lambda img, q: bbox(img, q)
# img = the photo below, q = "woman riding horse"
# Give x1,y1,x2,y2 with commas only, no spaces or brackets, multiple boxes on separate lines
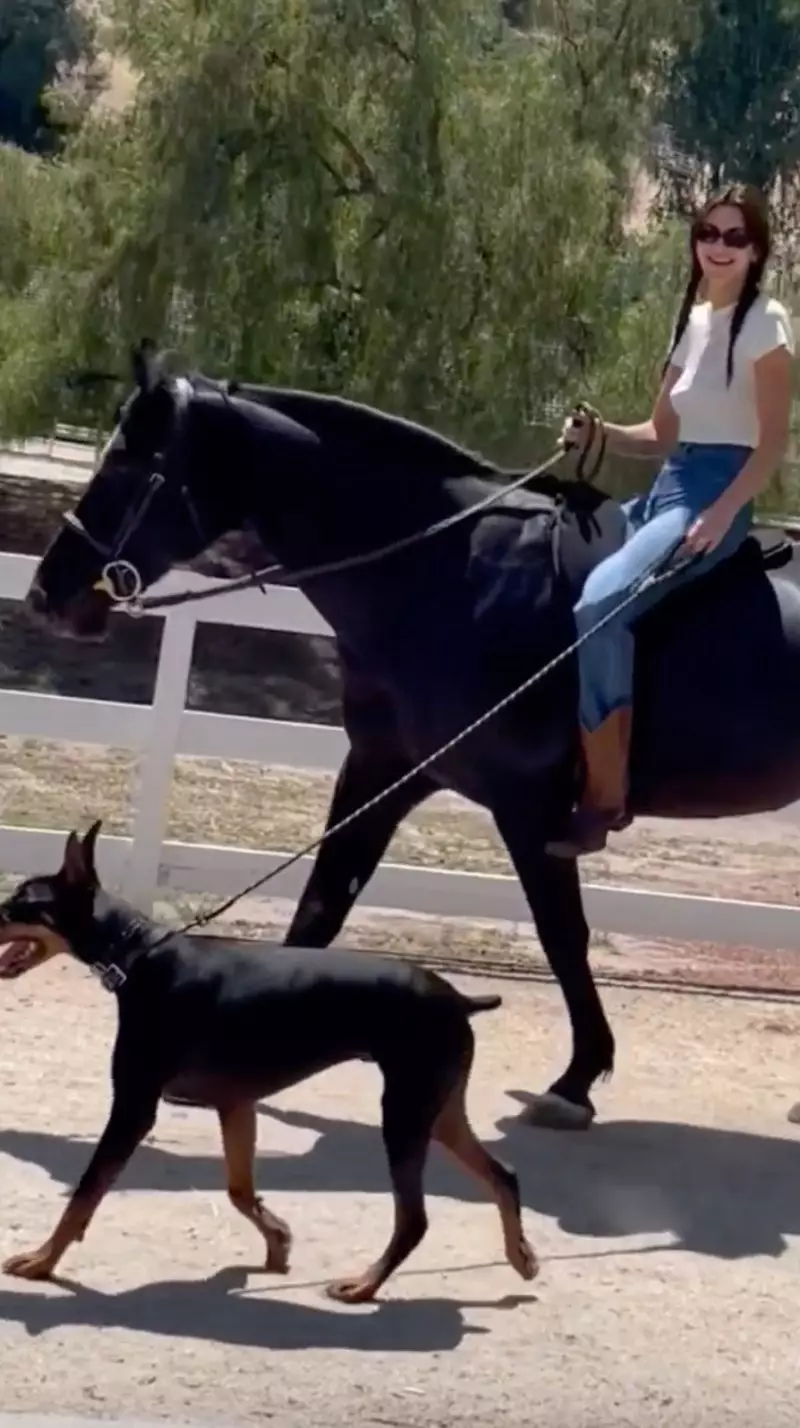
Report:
548,182,796,859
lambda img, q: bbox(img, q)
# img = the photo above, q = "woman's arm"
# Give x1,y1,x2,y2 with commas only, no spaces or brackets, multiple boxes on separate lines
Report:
683,344,793,554
565,365,682,458
602,365,682,457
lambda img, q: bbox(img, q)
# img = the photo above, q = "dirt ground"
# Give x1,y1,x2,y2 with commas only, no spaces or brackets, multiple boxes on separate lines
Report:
0,962,799,1428
3,457,800,1427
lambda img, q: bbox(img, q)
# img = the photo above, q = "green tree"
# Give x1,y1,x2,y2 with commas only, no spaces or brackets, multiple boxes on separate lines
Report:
0,0,685,473
657,0,800,207
0,0,100,153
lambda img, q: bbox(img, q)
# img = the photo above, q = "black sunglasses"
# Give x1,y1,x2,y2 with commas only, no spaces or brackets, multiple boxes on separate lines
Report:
694,222,751,250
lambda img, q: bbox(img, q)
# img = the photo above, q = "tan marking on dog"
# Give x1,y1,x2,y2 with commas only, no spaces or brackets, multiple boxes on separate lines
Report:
0,925,74,978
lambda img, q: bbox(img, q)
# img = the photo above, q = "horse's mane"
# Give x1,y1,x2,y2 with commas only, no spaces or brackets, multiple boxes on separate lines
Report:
189,372,593,513
191,373,505,480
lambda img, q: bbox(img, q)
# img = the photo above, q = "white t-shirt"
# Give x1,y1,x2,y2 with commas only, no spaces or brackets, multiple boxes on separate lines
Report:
669,293,795,447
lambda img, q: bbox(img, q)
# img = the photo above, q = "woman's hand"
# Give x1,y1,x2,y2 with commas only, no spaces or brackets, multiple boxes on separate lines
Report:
559,408,596,454
681,499,737,556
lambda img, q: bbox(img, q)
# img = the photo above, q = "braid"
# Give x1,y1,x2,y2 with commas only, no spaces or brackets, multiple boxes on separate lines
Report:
663,264,702,376
726,261,763,385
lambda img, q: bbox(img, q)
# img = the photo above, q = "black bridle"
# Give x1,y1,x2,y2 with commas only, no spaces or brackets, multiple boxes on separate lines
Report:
63,376,209,610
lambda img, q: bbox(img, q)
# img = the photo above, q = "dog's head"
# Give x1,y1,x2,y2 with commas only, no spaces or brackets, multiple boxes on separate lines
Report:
0,821,103,980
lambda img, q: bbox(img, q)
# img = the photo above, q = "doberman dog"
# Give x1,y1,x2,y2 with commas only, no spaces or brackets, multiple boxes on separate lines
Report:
0,821,537,1303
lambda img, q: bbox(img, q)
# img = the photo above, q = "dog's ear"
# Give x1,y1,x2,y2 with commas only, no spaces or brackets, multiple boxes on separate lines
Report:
62,830,86,886
61,825,100,888
81,820,103,882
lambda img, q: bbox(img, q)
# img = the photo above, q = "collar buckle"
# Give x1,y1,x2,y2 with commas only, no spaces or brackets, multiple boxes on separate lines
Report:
91,961,127,993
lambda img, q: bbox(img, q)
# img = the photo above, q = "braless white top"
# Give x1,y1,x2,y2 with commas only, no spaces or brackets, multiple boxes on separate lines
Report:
669,293,795,447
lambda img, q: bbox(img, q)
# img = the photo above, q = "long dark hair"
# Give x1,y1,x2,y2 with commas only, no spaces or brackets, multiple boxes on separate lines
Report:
666,182,772,385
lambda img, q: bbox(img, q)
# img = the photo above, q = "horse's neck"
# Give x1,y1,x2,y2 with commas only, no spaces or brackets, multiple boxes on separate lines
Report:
232,394,494,571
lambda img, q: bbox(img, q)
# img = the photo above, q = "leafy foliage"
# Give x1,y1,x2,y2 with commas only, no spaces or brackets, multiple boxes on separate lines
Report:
0,0,796,503
0,0,100,152
657,0,800,204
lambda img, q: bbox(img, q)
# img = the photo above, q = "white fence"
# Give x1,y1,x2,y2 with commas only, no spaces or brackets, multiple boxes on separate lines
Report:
1,549,800,953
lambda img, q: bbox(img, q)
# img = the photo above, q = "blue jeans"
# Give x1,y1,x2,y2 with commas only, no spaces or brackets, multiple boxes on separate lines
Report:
574,443,754,731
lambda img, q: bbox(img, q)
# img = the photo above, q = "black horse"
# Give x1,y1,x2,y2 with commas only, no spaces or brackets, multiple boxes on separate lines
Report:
25,348,800,1129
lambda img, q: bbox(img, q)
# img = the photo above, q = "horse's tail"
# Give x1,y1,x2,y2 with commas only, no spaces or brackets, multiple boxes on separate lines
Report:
462,993,503,1017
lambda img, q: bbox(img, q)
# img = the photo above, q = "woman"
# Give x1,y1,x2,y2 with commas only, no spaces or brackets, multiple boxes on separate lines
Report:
547,182,795,859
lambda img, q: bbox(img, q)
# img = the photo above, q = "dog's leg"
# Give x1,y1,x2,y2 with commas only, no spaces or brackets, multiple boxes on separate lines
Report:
3,1090,159,1281
433,1076,538,1283
218,1102,292,1274
325,1076,437,1305
284,748,435,948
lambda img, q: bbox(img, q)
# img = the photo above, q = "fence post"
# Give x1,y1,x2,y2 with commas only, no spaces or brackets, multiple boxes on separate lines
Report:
122,607,197,910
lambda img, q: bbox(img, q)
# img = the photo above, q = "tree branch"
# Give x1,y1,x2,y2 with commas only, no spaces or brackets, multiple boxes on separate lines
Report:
264,46,382,196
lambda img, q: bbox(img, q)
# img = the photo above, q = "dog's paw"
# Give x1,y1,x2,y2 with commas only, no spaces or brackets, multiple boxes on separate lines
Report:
265,1236,291,1276
4,1247,57,1281
324,1275,379,1305
509,1233,539,1282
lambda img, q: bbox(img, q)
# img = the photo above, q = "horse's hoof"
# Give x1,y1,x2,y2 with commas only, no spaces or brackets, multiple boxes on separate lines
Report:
518,1092,594,1131
787,1101,800,1125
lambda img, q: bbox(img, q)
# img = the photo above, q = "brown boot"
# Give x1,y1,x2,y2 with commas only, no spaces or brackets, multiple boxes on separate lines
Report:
546,706,633,858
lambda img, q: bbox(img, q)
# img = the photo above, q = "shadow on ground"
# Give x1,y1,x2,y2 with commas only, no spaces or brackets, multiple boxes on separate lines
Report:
0,1263,538,1351
1,1089,799,1269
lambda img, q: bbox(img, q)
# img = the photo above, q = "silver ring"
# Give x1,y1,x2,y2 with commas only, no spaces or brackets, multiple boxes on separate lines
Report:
100,560,143,604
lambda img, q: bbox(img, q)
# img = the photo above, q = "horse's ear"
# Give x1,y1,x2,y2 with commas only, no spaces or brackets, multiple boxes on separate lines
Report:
131,339,161,393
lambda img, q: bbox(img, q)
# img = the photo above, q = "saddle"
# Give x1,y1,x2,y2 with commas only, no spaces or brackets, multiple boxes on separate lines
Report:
551,482,794,603
467,471,795,657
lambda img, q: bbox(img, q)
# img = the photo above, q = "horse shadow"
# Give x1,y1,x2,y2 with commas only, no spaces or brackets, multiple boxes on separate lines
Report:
1,1091,799,1266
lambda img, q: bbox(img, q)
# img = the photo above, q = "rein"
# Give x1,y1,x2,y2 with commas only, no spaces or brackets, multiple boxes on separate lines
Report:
82,394,605,617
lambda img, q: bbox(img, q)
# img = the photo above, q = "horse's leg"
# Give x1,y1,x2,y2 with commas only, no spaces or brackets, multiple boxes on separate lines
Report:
284,748,436,947
163,749,435,1109
493,805,615,1131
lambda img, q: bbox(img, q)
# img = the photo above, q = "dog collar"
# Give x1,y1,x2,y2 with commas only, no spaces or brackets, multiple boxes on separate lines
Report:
90,960,128,993
89,941,152,993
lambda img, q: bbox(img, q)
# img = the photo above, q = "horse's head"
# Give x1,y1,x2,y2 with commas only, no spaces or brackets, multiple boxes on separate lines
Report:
27,344,236,641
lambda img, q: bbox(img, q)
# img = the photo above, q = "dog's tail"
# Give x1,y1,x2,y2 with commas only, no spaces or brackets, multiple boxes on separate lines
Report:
462,993,502,1017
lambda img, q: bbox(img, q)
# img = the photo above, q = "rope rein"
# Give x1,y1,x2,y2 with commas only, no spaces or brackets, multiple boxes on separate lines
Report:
133,448,569,614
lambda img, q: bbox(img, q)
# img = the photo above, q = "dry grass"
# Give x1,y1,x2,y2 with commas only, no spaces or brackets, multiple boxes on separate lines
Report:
2,735,800,908
4,733,800,992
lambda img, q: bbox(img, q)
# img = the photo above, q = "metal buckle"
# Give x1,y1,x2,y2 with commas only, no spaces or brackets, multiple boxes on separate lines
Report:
93,560,143,606
91,961,127,992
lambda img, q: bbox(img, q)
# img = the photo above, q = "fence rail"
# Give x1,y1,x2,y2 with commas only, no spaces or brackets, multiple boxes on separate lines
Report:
1,550,800,953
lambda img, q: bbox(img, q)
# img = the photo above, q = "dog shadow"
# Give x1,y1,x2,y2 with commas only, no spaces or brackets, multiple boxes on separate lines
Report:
1,1090,799,1268
0,1263,535,1351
